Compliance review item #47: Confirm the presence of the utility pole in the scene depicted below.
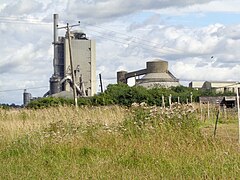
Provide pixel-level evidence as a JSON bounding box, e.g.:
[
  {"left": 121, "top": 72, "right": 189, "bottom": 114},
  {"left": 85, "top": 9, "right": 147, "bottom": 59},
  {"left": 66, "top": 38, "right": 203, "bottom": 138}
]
[
  {"left": 58, "top": 22, "right": 80, "bottom": 108},
  {"left": 99, "top": 73, "right": 103, "bottom": 93}
]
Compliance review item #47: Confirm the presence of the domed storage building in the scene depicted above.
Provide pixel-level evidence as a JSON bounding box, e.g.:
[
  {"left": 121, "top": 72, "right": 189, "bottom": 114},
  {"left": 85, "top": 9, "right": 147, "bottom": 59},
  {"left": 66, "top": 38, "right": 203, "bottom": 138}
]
[{"left": 117, "top": 59, "right": 180, "bottom": 88}]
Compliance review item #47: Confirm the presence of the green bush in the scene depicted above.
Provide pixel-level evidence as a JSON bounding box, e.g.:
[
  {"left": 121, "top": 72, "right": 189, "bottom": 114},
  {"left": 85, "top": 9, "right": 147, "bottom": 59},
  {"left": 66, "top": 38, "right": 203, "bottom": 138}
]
[
  {"left": 27, "top": 84, "right": 235, "bottom": 109},
  {"left": 90, "top": 93, "right": 114, "bottom": 106},
  {"left": 104, "top": 83, "right": 133, "bottom": 106}
]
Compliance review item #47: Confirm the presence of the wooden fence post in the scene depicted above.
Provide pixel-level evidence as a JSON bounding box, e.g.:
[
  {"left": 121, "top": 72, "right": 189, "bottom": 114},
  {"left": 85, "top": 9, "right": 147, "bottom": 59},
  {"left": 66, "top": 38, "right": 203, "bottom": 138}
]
[
  {"left": 190, "top": 92, "right": 193, "bottom": 104},
  {"left": 214, "top": 109, "right": 220, "bottom": 138},
  {"left": 200, "top": 100, "right": 203, "bottom": 121},
  {"left": 162, "top": 95, "right": 165, "bottom": 108},
  {"left": 169, "top": 94, "right": 172, "bottom": 109},
  {"left": 207, "top": 101, "right": 210, "bottom": 120}
]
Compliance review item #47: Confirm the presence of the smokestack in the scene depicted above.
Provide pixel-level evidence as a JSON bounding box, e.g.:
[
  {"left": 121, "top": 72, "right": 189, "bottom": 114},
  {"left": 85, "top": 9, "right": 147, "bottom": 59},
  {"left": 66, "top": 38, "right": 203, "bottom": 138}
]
[
  {"left": 47, "top": 14, "right": 61, "bottom": 96},
  {"left": 53, "top": 14, "right": 58, "bottom": 44},
  {"left": 53, "top": 14, "right": 58, "bottom": 75}
]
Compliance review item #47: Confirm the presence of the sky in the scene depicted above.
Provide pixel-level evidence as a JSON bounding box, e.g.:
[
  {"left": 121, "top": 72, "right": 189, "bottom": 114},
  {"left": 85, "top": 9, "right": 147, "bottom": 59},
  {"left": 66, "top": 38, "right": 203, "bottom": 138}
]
[{"left": 0, "top": 0, "right": 240, "bottom": 105}]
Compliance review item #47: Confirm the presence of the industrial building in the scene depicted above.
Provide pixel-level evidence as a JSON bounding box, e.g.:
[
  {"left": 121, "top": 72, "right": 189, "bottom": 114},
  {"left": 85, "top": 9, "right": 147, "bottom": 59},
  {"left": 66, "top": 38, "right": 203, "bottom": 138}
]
[
  {"left": 189, "top": 81, "right": 204, "bottom": 90},
  {"left": 23, "top": 14, "right": 96, "bottom": 105},
  {"left": 117, "top": 60, "right": 180, "bottom": 88},
  {"left": 190, "top": 81, "right": 240, "bottom": 94},
  {"left": 45, "top": 14, "right": 96, "bottom": 98}
]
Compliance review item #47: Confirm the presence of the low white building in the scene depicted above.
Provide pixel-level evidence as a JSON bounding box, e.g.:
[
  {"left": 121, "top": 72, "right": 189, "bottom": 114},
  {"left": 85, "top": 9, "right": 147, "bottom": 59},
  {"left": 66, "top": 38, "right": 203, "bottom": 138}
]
[
  {"left": 190, "top": 81, "right": 240, "bottom": 94},
  {"left": 189, "top": 81, "right": 204, "bottom": 90},
  {"left": 202, "top": 81, "right": 240, "bottom": 93}
]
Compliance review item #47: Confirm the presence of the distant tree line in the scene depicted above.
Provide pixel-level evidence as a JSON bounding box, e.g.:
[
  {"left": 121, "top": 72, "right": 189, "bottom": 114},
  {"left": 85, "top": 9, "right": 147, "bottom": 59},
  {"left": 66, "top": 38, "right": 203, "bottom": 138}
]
[
  {"left": 0, "top": 103, "right": 22, "bottom": 109},
  {"left": 25, "top": 83, "right": 235, "bottom": 109}
]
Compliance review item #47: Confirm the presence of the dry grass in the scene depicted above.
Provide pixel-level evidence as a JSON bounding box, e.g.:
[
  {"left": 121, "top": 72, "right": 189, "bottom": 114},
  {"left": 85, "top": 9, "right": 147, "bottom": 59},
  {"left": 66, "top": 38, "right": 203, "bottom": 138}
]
[
  {"left": 0, "top": 105, "right": 239, "bottom": 179},
  {"left": 0, "top": 105, "right": 126, "bottom": 141}
]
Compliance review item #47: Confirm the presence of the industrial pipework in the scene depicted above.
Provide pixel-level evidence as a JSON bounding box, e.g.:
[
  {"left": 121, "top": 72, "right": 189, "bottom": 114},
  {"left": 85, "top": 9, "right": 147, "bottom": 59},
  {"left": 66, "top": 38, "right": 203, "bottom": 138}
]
[{"left": 117, "top": 59, "right": 179, "bottom": 88}]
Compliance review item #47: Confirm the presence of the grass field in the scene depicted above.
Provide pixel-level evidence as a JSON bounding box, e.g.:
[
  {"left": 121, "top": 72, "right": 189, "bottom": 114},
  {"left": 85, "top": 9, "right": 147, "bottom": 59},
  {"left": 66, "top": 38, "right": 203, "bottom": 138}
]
[{"left": 0, "top": 105, "right": 239, "bottom": 179}]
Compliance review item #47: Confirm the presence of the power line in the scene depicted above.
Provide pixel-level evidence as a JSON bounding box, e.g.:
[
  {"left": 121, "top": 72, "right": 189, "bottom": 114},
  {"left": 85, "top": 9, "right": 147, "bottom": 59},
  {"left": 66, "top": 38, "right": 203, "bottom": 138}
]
[
  {"left": 0, "top": 16, "right": 51, "bottom": 25},
  {"left": 87, "top": 32, "right": 173, "bottom": 56},
  {"left": 82, "top": 22, "right": 183, "bottom": 54},
  {"left": 0, "top": 15, "right": 183, "bottom": 55},
  {"left": 0, "top": 86, "right": 49, "bottom": 93},
  {"left": 85, "top": 27, "right": 181, "bottom": 55}
]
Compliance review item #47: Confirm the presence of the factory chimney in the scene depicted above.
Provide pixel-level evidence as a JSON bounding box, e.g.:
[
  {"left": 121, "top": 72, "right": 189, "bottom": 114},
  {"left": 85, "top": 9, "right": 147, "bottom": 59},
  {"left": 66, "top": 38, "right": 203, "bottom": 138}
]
[
  {"left": 49, "top": 14, "right": 61, "bottom": 95},
  {"left": 53, "top": 14, "right": 58, "bottom": 75}
]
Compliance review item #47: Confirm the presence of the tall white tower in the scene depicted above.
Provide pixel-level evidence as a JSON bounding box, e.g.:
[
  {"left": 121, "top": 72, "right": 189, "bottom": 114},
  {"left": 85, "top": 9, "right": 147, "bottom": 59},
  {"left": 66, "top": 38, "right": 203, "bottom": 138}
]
[
  {"left": 64, "top": 30, "right": 96, "bottom": 96},
  {"left": 48, "top": 14, "right": 96, "bottom": 97}
]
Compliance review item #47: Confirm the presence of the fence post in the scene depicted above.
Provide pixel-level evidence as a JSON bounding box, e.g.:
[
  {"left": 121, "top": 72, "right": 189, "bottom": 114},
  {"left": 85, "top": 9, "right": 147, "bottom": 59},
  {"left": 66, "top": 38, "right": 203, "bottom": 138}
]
[
  {"left": 207, "top": 101, "right": 210, "bottom": 120},
  {"left": 236, "top": 87, "right": 240, "bottom": 144},
  {"left": 223, "top": 104, "right": 226, "bottom": 119},
  {"left": 162, "top": 95, "right": 165, "bottom": 108},
  {"left": 200, "top": 100, "right": 203, "bottom": 121},
  {"left": 169, "top": 94, "right": 172, "bottom": 109},
  {"left": 213, "top": 109, "right": 220, "bottom": 138},
  {"left": 190, "top": 92, "right": 193, "bottom": 103}
]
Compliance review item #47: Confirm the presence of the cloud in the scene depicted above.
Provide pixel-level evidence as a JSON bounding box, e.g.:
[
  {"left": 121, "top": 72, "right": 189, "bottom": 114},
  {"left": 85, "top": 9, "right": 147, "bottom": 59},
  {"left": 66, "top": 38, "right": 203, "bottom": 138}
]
[
  {"left": 216, "top": 25, "right": 240, "bottom": 40},
  {"left": 1, "top": 0, "right": 44, "bottom": 15},
  {"left": 63, "top": 0, "right": 216, "bottom": 22},
  {"left": 0, "top": 0, "right": 240, "bottom": 104},
  {"left": 172, "top": 61, "right": 240, "bottom": 82}
]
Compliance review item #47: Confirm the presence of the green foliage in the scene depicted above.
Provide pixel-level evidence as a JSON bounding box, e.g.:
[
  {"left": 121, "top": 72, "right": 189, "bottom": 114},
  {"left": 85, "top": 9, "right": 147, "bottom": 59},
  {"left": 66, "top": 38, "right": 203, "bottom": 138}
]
[
  {"left": 27, "top": 97, "right": 70, "bottom": 109},
  {"left": 27, "top": 84, "right": 235, "bottom": 109},
  {"left": 90, "top": 93, "right": 114, "bottom": 106},
  {"left": 104, "top": 83, "right": 133, "bottom": 105}
]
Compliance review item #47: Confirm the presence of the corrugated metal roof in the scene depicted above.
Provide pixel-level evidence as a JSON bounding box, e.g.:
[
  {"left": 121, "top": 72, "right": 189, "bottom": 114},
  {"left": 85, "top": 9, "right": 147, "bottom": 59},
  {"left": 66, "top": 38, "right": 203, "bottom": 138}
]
[{"left": 199, "top": 96, "right": 223, "bottom": 104}]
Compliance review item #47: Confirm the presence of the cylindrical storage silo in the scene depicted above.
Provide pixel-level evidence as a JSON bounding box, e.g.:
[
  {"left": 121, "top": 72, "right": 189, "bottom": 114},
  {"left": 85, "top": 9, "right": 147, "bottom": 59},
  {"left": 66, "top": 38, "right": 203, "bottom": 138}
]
[
  {"left": 23, "top": 90, "right": 32, "bottom": 106},
  {"left": 50, "top": 76, "right": 61, "bottom": 95},
  {"left": 147, "top": 60, "right": 168, "bottom": 73}
]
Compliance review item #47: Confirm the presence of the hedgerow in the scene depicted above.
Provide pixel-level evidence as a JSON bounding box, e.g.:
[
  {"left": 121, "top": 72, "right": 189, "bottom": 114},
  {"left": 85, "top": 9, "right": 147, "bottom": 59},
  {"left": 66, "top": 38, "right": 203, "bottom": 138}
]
[{"left": 26, "top": 83, "right": 235, "bottom": 109}]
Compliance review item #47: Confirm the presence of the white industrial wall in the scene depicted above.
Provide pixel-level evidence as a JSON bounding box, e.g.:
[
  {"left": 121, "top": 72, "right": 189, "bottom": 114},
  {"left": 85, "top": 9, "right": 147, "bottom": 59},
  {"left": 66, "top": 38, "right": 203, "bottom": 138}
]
[{"left": 64, "top": 38, "right": 96, "bottom": 96}]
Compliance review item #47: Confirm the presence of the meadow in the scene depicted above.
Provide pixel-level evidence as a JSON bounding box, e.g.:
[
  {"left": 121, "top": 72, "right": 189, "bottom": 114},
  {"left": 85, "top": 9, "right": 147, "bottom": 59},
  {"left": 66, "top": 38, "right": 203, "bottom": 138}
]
[{"left": 0, "top": 104, "right": 239, "bottom": 179}]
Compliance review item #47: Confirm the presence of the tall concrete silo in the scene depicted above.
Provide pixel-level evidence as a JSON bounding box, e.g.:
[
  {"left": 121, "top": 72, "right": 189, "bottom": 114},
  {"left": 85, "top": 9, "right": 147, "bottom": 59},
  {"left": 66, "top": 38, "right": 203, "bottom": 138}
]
[
  {"left": 23, "top": 89, "right": 32, "bottom": 106},
  {"left": 64, "top": 30, "right": 96, "bottom": 96},
  {"left": 46, "top": 14, "right": 96, "bottom": 98}
]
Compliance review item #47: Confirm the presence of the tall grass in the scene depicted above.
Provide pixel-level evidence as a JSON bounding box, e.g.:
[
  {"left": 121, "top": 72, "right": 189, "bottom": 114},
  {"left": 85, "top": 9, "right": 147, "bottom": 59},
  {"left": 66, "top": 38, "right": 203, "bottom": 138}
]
[{"left": 0, "top": 105, "right": 239, "bottom": 179}]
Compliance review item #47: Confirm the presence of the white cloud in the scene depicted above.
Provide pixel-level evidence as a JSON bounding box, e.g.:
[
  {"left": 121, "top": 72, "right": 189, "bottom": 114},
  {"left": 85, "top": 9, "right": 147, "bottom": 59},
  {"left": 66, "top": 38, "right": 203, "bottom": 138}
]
[
  {"left": 1, "top": 0, "right": 44, "bottom": 15},
  {"left": 0, "top": 0, "right": 240, "bottom": 104},
  {"left": 60, "top": 0, "right": 217, "bottom": 22},
  {"left": 151, "top": 0, "right": 240, "bottom": 15},
  {"left": 172, "top": 61, "right": 240, "bottom": 82}
]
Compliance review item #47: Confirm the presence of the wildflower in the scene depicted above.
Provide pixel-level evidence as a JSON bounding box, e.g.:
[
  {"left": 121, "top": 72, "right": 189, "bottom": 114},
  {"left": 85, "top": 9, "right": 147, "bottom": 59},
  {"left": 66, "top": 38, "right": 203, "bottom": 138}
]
[
  {"left": 140, "top": 102, "right": 147, "bottom": 107},
  {"left": 131, "top": 102, "right": 139, "bottom": 107}
]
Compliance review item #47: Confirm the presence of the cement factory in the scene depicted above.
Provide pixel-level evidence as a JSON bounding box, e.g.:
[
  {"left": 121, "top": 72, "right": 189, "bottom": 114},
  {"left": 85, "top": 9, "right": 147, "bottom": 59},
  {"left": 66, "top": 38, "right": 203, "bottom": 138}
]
[
  {"left": 48, "top": 14, "right": 96, "bottom": 97},
  {"left": 24, "top": 14, "right": 96, "bottom": 105},
  {"left": 23, "top": 14, "right": 240, "bottom": 106}
]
